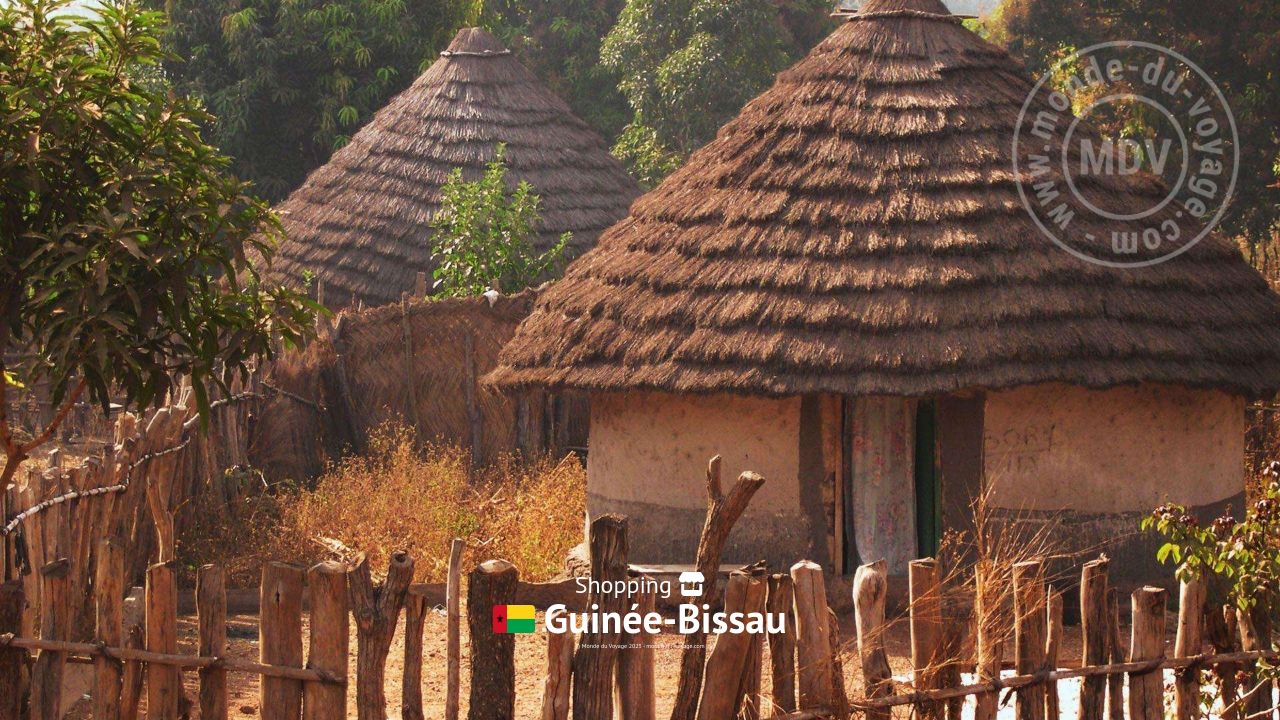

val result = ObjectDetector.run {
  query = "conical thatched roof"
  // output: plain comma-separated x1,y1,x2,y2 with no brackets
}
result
267,28,641,308
491,0,1280,397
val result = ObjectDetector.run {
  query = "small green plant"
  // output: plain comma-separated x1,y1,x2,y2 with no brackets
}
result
430,144,569,297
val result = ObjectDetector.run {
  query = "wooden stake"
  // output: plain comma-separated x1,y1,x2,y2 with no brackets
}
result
0,581,24,720
541,614,574,720
1105,588,1125,720
1045,590,1063,720
95,541,125,720
304,561,348,720
445,538,464,720
1013,560,1046,720
1128,586,1167,720
197,564,227,720
697,569,765,720
1206,605,1241,720
827,607,850,720
573,514,629,720
767,574,798,714
468,559,518,720
32,559,69,720
120,623,145,720
910,558,943,720
1078,558,1109,720
1174,577,1206,720
671,458,766,720
853,560,891,720
617,579,656,720
402,594,427,720
974,563,1004,720
1239,605,1273,720
260,562,305,720
791,560,834,711
350,551,414,720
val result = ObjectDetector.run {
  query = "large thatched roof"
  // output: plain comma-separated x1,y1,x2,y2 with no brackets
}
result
266,28,641,308
490,0,1280,397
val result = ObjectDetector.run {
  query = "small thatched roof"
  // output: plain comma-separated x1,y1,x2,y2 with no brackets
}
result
490,0,1280,398
266,28,641,308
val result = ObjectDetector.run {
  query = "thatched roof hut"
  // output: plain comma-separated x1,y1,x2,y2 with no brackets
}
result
267,28,640,308
490,0,1280,578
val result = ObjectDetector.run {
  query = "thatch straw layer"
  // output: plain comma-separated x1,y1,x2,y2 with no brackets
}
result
491,0,1280,397
267,28,640,308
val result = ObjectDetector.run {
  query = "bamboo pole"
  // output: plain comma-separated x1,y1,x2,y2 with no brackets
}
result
697,569,765,720
768,573,798,714
402,594,427,720
1174,577,1206,720
1105,588,1125,720
350,551,414,720
260,562,304,720
617,579,656,720
1128,586,1167,720
197,565,227,720
853,560,891,720
791,560,834,711
32,559,69,720
96,540,126,720
468,559,518,720
0,581,24,720
1045,590,1063,720
910,558,943,720
541,613,574,720
1078,558,1109,720
573,514,629,720
445,538,464,720
304,561,349,720
1014,560,1047,720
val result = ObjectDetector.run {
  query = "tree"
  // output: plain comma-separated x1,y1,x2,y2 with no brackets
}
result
430,145,570,298
151,0,481,201
0,0,315,517
600,0,833,186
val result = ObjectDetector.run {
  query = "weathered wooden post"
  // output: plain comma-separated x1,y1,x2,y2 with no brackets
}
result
1078,558,1109,720
791,560,834,711
197,564,228,720
1174,576,1206,720
0,581,25,720
541,610,575,720
767,573,797,714
1128,586,1167,720
698,569,765,720
910,558,943,720
95,540,125,720
304,561,348,720
468,559,518,720
1105,588,1125,720
446,538,464,720
120,623,145,720
616,579,656,720
1013,560,1047,720
261,562,305,720
853,560,891,720
1045,590,1064,720
1240,606,1275,720
974,563,1003,720
32,559,69,720
350,551,415,720
573,514,629,720
827,607,850,720
1206,605,1241,720
402,593,428,720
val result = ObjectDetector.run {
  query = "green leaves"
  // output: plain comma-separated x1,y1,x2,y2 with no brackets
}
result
429,144,569,298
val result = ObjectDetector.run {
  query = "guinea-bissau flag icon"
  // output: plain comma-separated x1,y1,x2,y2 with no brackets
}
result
492,604,536,634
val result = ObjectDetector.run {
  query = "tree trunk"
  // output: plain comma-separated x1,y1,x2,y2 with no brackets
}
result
349,551,414,720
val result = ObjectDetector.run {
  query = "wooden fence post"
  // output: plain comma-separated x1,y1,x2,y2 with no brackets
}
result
445,539,464,720
1206,605,1241,720
402,594,427,720
1174,576,1207,720
853,560,891,720
197,565,227,720
120,622,145,720
304,561,348,720
827,607,850,720
468,559,518,720
541,610,574,720
261,562,305,720
1078,558,1109,720
974,563,1003,720
0,581,25,720
95,540,125,720
1105,588,1125,720
1013,560,1047,720
146,561,180,719
616,578,656,720
350,551,414,720
910,558,943,720
1045,590,1063,720
791,560,834,711
31,559,69,720
573,514,629,720
1239,606,1273,720
1128,586,1167,720
697,569,756,720
767,573,797,714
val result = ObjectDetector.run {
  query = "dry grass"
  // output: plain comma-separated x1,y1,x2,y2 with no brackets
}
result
267,424,586,582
